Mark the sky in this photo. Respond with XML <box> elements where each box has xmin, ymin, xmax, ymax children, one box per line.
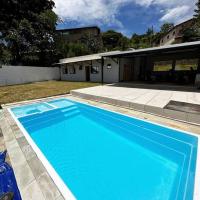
<box><xmin>54</xmin><ymin>0</ymin><xmax>196</xmax><ymax>37</ymax></box>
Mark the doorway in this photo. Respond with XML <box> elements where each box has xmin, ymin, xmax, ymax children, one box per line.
<box><xmin>123</xmin><ymin>64</ymin><xmax>134</xmax><ymax>81</ymax></box>
<box><xmin>85</xmin><ymin>66</ymin><xmax>90</xmax><ymax>81</ymax></box>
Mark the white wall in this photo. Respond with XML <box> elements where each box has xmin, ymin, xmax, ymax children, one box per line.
<box><xmin>60</xmin><ymin>58</ymin><xmax>120</xmax><ymax>83</ymax></box>
<box><xmin>0</xmin><ymin>65</ymin><xmax>60</xmax><ymax>86</ymax></box>
<box><xmin>90</xmin><ymin>60</ymin><xmax>102</xmax><ymax>82</ymax></box>
<box><xmin>61</xmin><ymin>60</ymin><xmax>102</xmax><ymax>83</ymax></box>
<box><xmin>61</xmin><ymin>63</ymin><xmax>86</xmax><ymax>82</ymax></box>
<box><xmin>103</xmin><ymin>57</ymin><xmax>119</xmax><ymax>83</ymax></box>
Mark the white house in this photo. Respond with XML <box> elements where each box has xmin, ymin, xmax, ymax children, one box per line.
<box><xmin>58</xmin><ymin>51</ymin><xmax>137</xmax><ymax>83</ymax></box>
<box><xmin>58</xmin><ymin>41</ymin><xmax>200</xmax><ymax>85</ymax></box>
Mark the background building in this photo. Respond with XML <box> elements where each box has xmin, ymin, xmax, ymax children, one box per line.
<box><xmin>159</xmin><ymin>19</ymin><xmax>195</xmax><ymax>46</ymax></box>
<box><xmin>56</xmin><ymin>26</ymin><xmax>101</xmax><ymax>43</ymax></box>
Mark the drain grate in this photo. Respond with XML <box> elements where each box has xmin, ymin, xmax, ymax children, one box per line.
<box><xmin>164</xmin><ymin>100</ymin><xmax>200</xmax><ymax>114</ymax></box>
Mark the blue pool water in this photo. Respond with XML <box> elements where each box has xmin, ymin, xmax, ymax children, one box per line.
<box><xmin>11</xmin><ymin>98</ymin><xmax>198</xmax><ymax>200</ymax></box>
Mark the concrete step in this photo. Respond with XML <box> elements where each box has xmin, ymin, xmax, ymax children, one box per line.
<box><xmin>71</xmin><ymin>90</ymin><xmax>200</xmax><ymax>125</ymax></box>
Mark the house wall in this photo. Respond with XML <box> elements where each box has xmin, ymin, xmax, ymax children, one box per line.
<box><xmin>0</xmin><ymin>65</ymin><xmax>60</xmax><ymax>86</ymax></box>
<box><xmin>61</xmin><ymin>58</ymin><xmax>120</xmax><ymax>83</ymax></box>
<box><xmin>61</xmin><ymin>63</ymin><xmax>86</xmax><ymax>82</ymax></box>
<box><xmin>90</xmin><ymin>60</ymin><xmax>102</xmax><ymax>82</ymax></box>
<box><xmin>61</xmin><ymin>60</ymin><xmax>102</xmax><ymax>82</ymax></box>
<box><xmin>103</xmin><ymin>57</ymin><xmax>120</xmax><ymax>83</ymax></box>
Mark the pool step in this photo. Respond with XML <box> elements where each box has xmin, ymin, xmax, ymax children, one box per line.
<box><xmin>19</xmin><ymin>106</ymin><xmax>81</xmax><ymax>129</ymax></box>
<box><xmin>23</xmin><ymin>109</ymin><xmax>81</xmax><ymax>131</ymax></box>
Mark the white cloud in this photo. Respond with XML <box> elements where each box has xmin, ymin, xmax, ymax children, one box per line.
<box><xmin>159</xmin><ymin>5</ymin><xmax>191</xmax><ymax>24</ymax></box>
<box><xmin>54</xmin><ymin>0</ymin><xmax>196</xmax><ymax>29</ymax></box>
<box><xmin>54</xmin><ymin>0</ymin><xmax>133</xmax><ymax>28</ymax></box>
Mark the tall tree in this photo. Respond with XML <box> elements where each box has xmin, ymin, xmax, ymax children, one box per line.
<box><xmin>160</xmin><ymin>23</ymin><xmax>174</xmax><ymax>34</ymax></box>
<box><xmin>182</xmin><ymin>0</ymin><xmax>200</xmax><ymax>42</ymax></box>
<box><xmin>102</xmin><ymin>30</ymin><xmax>129</xmax><ymax>51</ymax></box>
<box><xmin>80</xmin><ymin>33</ymin><xmax>103</xmax><ymax>53</ymax></box>
<box><xmin>194</xmin><ymin>0</ymin><xmax>200</xmax><ymax>26</ymax></box>
<box><xmin>0</xmin><ymin>0</ymin><xmax>58</xmax><ymax>66</ymax></box>
<box><xmin>193</xmin><ymin>0</ymin><xmax>200</xmax><ymax>35</ymax></box>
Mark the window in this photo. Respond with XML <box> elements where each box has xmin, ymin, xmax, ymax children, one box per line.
<box><xmin>175</xmin><ymin>59</ymin><xmax>198</xmax><ymax>71</ymax></box>
<box><xmin>79</xmin><ymin>65</ymin><xmax>83</xmax><ymax>70</ymax></box>
<box><xmin>91</xmin><ymin>66</ymin><xmax>99</xmax><ymax>74</ymax></box>
<box><xmin>107</xmin><ymin>64</ymin><xmax>112</xmax><ymax>69</ymax></box>
<box><xmin>167</xmin><ymin>35</ymin><xmax>169</xmax><ymax>39</ymax></box>
<box><xmin>173</xmin><ymin>31</ymin><xmax>176</xmax><ymax>35</ymax></box>
<box><xmin>69</xmin><ymin>66</ymin><xmax>76</xmax><ymax>74</ymax></box>
<box><xmin>153</xmin><ymin>61</ymin><xmax>173</xmax><ymax>72</ymax></box>
<box><xmin>62</xmin><ymin>66</ymin><xmax>68</xmax><ymax>74</ymax></box>
<box><xmin>63</xmin><ymin>32</ymin><xmax>69</xmax><ymax>36</ymax></box>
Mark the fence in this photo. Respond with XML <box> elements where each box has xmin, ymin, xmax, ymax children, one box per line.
<box><xmin>0</xmin><ymin>65</ymin><xmax>60</xmax><ymax>86</ymax></box>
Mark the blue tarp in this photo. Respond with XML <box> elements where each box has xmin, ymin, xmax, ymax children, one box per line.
<box><xmin>0</xmin><ymin>151</ymin><xmax>22</xmax><ymax>200</ymax></box>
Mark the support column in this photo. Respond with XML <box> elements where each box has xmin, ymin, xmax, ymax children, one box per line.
<box><xmin>101</xmin><ymin>57</ymin><xmax>104</xmax><ymax>85</ymax></box>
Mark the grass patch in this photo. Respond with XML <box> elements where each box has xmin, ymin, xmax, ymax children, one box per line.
<box><xmin>0</xmin><ymin>81</ymin><xmax>100</xmax><ymax>105</ymax></box>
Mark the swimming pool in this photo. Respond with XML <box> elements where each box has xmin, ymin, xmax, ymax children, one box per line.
<box><xmin>9</xmin><ymin>98</ymin><xmax>199</xmax><ymax>200</ymax></box>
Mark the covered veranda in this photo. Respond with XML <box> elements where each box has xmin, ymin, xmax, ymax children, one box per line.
<box><xmin>102</xmin><ymin>41</ymin><xmax>200</xmax><ymax>86</ymax></box>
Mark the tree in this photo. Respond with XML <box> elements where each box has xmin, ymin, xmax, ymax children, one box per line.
<box><xmin>182</xmin><ymin>0</ymin><xmax>200</xmax><ymax>42</ymax></box>
<box><xmin>160</xmin><ymin>23</ymin><xmax>174</xmax><ymax>34</ymax></box>
<box><xmin>119</xmin><ymin>36</ymin><xmax>130</xmax><ymax>50</ymax></box>
<box><xmin>80</xmin><ymin>33</ymin><xmax>103</xmax><ymax>53</ymax></box>
<box><xmin>130</xmin><ymin>33</ymin><xmax>141</xmax><ymax>49</ymax></box>
<box><xmin>193</xmin><ymin>0</ymin><xmax>200</xmax><ymax>37</ymax></box>
<box><xmin>102</xmin><ymin>30</ymin><xmax>130</xmax><ymax>51</ymax></box>
<box><xmin>0</xmin><ymin>0</ymin><xmax>58</xmax><ymax>66</ymax></box>
<box><xmin>130</xmin><ymin>27</ymin><xmax>154</xmax><ymax>49</ymax></box>
<box><xmin>194</xmin><ymin>0</ymin><xmax>200</xmax><ymax>20</ymax></box>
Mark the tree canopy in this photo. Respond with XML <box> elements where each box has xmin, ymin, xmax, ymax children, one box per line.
<box><xmin>160</xmin><ymin>23</ymin><xmax>174</xmax><ymax>34</ymax></box>
<box><xmin>0</xmin><ymin>0</ymin><xmax>58</xmax><ymax>66</ymax></box>
<box><xmin>182</xmin><ymin>0</ymin><xmax>200</xmax><ymax>42</ymax></box>
<box><xmin>102</xmin><ymin>30</ymin><xmax>130</xmax><ymax>51</ymax></box>
<box><xmin>1</xmin><ymin>0</ymin><xmax>199</xmax><ymax>65</ymax></box>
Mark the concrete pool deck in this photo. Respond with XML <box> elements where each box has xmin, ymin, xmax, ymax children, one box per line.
<box><xmin>71</xmin><ymin>83</ymin><xmax>200</xmax><ymax>125</ymax></box>
<box><xmin>0</xmin><ymin>94</ymin><xmax>200</xmax><ymax>199</ymax></box>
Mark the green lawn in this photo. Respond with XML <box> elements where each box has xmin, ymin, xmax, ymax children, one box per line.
<box><xmin>0</xmin><ymin>81</ymin><xmax>100</xmax><ymax>105</ymax></box>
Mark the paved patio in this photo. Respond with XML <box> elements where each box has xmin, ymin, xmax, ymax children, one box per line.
<box><xmin>1</xmin><ymin>94</ymin><xmax>200</xmax><ymax>199</ymax></box>
<box><xmin>71</xmin><ymin>83</ymin><xmax>200</xmax><ymax>124</ymax></box>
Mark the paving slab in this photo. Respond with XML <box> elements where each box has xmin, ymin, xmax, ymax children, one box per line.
<box><xmin>14</xmin><ymin>161</ymin><xmax>35</xmax><ymax>189</ymax></box>
<box><xmin>71</xmin><ymin>84</ymin><xmax>200</xmax><ymax>124</ymax></box>
<box><xmin>21</xmin><ymin>180</ymin><xmax>45</xmax><ymax>200</ymax></box>
<box><xmin>28</xmin><ymin>156</ymin><xmax>46</xmax><ymax>179</ymax></box>
<box><xmin>37</xmin><ymin>172</ymin><xmax>61</xmax><ymax>200</ymax></box>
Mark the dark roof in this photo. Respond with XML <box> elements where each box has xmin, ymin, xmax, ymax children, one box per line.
<box><xmin>102</xmin><ymin>41</ymin><xmax>200</xmax><ymax>58</ymax></box>
<box><xmin>56</xmin><ymin>26</ymin><xmax>100</xmax><ymax>32</ymax></box>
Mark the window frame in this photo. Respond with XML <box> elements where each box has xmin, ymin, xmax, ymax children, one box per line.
<box><xmin>91</xmin><ymin>66</ymin><xmax>99</xmax><ymax>74</ymax></box>
<box><xmin>175</xmin><ymin>58</ymin><xmax>198</xmax><ymax>71</ymax></box>
<box><xmin>62</xmin><ymin>66</ymin><xmax>68</xmax><ymax>74</ymax></box>
<box><xmin>69</xmin><ymin>65</ymin><xmax>76</xmax><ymax>74</ymax></box>
<box><xmin>107</xmin><ymin>64</ymin><xmax>112</xmax><ymax>69</ymax></box>
<box><xmin>153</xmin><ymin>60</ymin><xmax>173</xmax><ymax>72</ymax></box>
